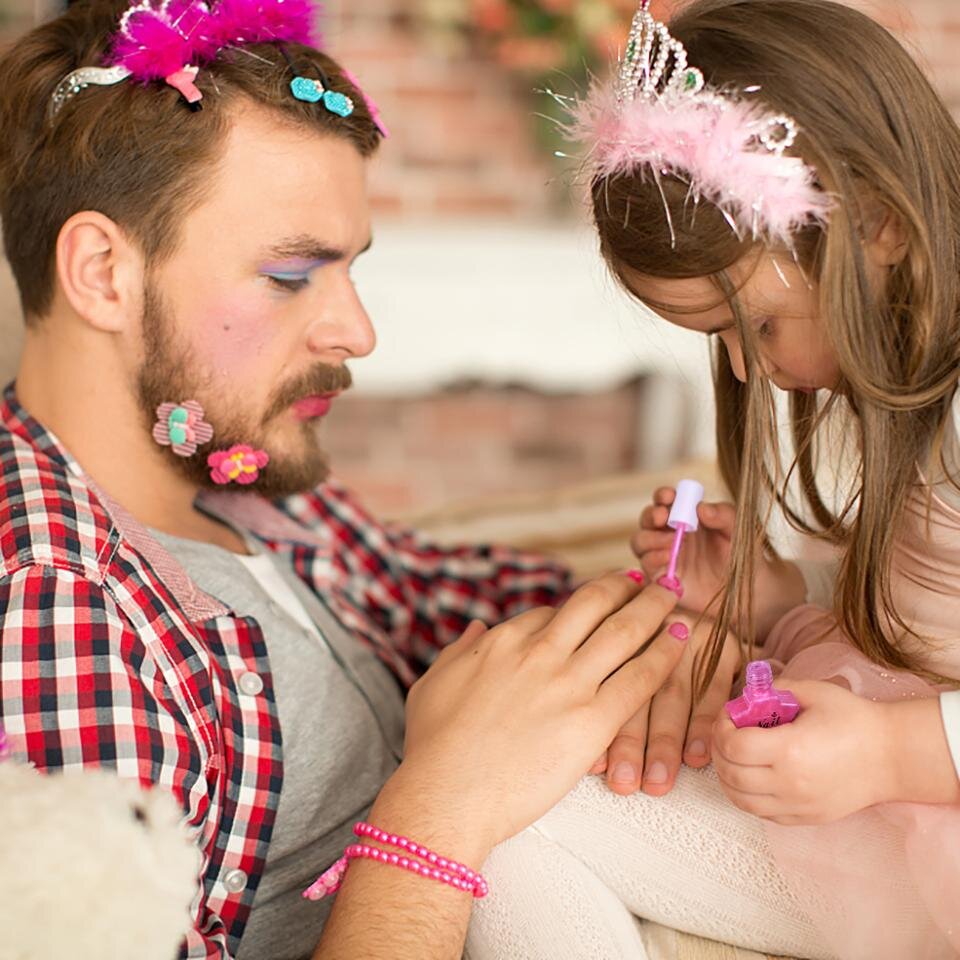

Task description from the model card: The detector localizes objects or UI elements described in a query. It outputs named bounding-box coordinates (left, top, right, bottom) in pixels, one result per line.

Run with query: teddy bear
left=0, top=729, right=200, bottom=960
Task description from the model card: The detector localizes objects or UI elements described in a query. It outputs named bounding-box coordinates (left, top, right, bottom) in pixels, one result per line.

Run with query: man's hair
left=0, top=0, right=382, bottom=320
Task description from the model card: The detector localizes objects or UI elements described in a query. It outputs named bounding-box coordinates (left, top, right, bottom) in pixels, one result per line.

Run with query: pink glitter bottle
left=724, top=661, right=800, bottom=729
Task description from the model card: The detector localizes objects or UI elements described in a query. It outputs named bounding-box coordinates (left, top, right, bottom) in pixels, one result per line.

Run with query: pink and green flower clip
left=152, top=401, right=214, bottom=457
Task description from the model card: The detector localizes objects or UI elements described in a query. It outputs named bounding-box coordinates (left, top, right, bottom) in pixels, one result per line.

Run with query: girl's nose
left=720, top=332, right=747, bottom=383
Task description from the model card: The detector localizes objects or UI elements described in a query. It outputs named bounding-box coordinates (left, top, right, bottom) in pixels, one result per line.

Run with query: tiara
left=571, top=0, right=832, bottom=246
left=47, top=0, right=388, bottom=136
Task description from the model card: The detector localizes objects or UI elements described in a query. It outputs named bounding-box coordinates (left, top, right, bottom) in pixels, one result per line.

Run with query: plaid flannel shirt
left=0, top=384, right=572, bottom=958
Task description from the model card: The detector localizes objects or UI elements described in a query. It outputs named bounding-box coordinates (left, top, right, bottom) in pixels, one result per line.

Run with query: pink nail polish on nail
left=626, top=569, right=645, bottom=584
left=657, top=574, right=684, bottom=598
left=668, top=622, right=689, bottom=641
left=724, top=660, right=800, bottom=729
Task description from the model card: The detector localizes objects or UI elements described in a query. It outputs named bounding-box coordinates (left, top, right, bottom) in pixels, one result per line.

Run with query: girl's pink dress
left=762, top=480, right=960, bottom=959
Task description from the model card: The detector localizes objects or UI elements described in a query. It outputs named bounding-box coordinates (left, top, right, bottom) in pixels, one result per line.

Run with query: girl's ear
left=864, top=206, right=908, bottom=269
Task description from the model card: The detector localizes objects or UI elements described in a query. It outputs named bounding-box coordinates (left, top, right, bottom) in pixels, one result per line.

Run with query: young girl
left=465, top=1, right=960, bottom=958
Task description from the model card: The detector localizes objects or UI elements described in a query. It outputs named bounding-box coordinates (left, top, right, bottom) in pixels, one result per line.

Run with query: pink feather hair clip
left=106, top=0, right=316, bottom=103
left=50, top=0, right=321, bottom=116
left=568, top=0, right=832, bottom=248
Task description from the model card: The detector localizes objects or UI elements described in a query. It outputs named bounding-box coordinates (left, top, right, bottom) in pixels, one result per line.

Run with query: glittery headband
left=570, top=0, right=832, bottom=246
left=48, top=0, right=388, bottom=136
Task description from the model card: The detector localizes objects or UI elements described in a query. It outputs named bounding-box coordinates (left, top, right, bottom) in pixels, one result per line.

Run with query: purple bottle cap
left=667, top=479, right=705, bottom=532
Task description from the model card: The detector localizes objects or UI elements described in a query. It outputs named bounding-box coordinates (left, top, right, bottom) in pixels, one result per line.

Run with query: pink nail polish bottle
left=724, top=661, right=800, bottom=728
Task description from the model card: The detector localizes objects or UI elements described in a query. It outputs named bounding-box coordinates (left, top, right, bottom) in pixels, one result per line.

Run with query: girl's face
left=623, top=253, right=841, bottom=393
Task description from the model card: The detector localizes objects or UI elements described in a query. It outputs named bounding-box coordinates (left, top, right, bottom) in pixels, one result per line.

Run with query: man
left=0, top=1, right=685, bottom=957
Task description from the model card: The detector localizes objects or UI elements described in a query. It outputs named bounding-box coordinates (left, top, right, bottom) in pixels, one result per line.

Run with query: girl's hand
left=711, top=679, right=891, bottom=824
left=632, top=487, right=807, bottom=634
left=589, top=612, right=741, bottom=796
left=633, top=488, right=739, bottom=615
left=393, top=574, right=687, bottom=860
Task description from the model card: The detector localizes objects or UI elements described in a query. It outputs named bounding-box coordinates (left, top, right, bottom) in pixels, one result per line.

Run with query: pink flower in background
left=496, top=36, right=566, bottom=72
left=588, top=22, right=629, bottom=59
left=207, top=445, right=270, bottom=485
left=472, top=0, right=514, bottom=34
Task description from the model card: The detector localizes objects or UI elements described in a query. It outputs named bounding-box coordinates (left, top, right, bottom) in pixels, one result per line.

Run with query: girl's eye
left=757, top=317, right=774, bottom=338
left=265, top=274, right=311, bottom=293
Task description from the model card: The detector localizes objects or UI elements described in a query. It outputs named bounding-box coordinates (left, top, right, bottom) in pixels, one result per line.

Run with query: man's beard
left=136, top=282, right=351, bottom=499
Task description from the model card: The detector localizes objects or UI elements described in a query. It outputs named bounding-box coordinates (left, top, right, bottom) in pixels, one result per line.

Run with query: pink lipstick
left=292, top=394, right=338, bottom=420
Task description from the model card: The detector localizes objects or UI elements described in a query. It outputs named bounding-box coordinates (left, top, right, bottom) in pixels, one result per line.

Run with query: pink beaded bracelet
left=302, top=821, right=489, bottom=901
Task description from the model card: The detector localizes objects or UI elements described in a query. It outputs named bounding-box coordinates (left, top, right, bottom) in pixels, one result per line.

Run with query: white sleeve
left=939, top=690, right=960, bottom=779
left=791, top=557, right=838, bottom=609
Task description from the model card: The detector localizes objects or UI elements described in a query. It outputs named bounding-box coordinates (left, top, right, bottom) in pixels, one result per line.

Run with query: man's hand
left=589, top=613, right=741, bottom=796
left=395, top=573, right=688, bottom=856
left=316, top=572, right=690, bottom=960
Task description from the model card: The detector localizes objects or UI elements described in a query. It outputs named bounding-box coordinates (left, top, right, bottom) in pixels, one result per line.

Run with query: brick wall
left=322, top=377, right=648, bottom=515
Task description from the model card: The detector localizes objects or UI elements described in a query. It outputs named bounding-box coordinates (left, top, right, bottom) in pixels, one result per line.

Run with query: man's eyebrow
left=263, top=235, right=374, bottom=263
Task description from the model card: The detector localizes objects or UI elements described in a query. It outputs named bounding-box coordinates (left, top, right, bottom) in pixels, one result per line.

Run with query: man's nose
left=306, top=275, right=377, bottom=361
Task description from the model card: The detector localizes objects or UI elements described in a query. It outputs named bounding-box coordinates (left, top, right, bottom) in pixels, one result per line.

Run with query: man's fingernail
left=644, top=761, right=668, bottom=784
left=668, top=622, right=689, bottom=641
left=687, top=739, right=706, bottom=757
left=626, top=569, right=645, bottom=584
left=610, top=762, right=637, bottom=784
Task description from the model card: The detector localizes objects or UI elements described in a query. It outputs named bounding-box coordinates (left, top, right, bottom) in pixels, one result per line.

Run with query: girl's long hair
left=592, top=0, right=960, bottom=693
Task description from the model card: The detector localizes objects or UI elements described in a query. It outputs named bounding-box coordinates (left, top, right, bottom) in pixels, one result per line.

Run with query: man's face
left=137, top=104, right=375, bottom=498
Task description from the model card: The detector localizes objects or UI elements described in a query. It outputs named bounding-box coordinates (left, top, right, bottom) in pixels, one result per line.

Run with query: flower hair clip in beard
left=568, top=0, right=833, bottom=247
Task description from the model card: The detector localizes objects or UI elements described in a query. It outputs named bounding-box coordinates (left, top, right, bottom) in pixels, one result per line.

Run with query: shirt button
left=224, top=868, right=248, bottom=894
left=238, top=672, right=264, bottom=696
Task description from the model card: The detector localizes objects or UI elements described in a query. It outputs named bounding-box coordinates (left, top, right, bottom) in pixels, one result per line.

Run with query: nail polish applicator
left=657, top=479, right=705, bottom=597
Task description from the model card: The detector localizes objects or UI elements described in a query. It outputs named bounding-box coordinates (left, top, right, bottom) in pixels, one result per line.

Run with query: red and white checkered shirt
left=0, top=385, right=572, bottom=958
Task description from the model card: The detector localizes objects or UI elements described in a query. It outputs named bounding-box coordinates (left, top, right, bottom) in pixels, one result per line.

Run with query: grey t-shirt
left=152, top=530, right=405, bottom=960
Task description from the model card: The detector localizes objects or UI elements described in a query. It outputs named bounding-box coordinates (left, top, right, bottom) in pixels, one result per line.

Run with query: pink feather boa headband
left=49, top=0, right=387, bottom=134
left=570, top=1, right=832, bottom=247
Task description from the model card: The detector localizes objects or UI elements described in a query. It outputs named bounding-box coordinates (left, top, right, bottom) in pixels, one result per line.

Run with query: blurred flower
left=419, top=0, right=639, bottom=159
left=536, top=0, right=577, bottom=13
left=496, top=35, right=566, bottom=73
left=587, top=22, right=629, bottom=60
left=471, top=0, right=514, bottom=33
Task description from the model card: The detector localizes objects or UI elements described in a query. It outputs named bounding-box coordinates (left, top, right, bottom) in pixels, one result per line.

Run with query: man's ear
left=56, top=211, right=143, bottom=333
left=864, top=205, right=909, bottom=270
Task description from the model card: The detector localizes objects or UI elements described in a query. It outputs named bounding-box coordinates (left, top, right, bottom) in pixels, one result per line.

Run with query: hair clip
left=342, top=67, right=389, bottom=138
left=208, top=445, right=270, bottom=485
left=289, top=75, right=354, bottom=116
left=152, top=400, right=214, bottom=457
left=49, top=0, right=317, bottom=119
left=49, top=65, right=132, bottom=120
